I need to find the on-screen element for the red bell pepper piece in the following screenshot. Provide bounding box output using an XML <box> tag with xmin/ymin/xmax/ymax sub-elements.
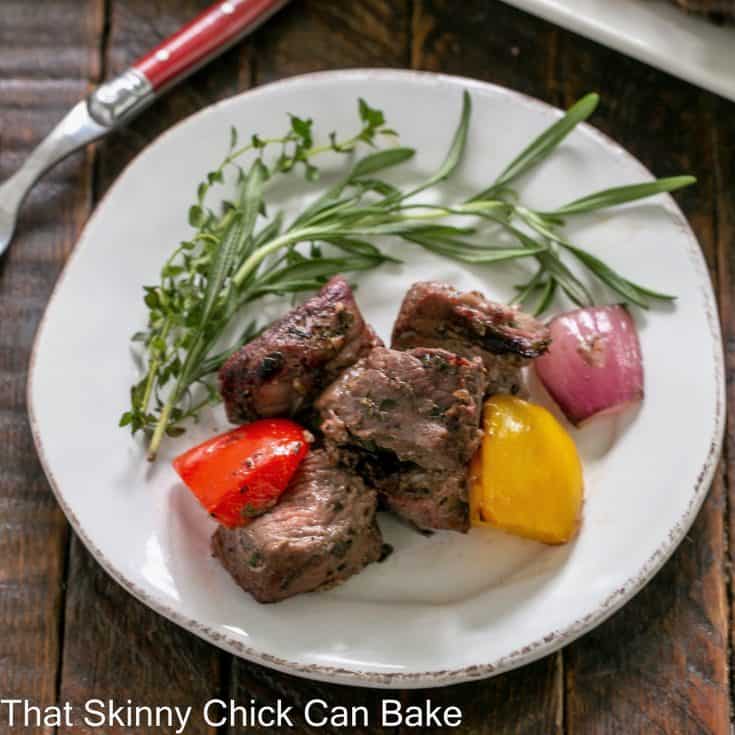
<box><xmin>173</xmin><ymin>418</ymin><xmax>309</xmax><ymax>528</ymax></box>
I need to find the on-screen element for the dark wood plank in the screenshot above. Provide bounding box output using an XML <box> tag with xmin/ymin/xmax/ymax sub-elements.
<box><xmin>0</xmin><ymin>1</ymin><xmax>103</xmax><ymax>726</ymax></box>
<box><xmin>228</xmin><ymin>655</ymin><xmax>563</xmax><ymax>735</ymax></box>
<box><xmin>57</xmin><ymin>540</ymin><xmax>223</xmax><ymax>735</ymax></box>
<box><xmin>409</xmin><ymin>2</ymin><xmax>565</xmax><ymax>732</ymax></box>
<box><xmin>411</xmin><ymin>0</ymin><xmax>562</xmax><ymax>98</ymax></box>
<box><xmin>96</xmin><ymin>0</ymin><xmax>254</xmax><ymax>198</ymax></box>
<box><xmin>224</xmin><ymin>2</ymin><xmax>421</xmax><ymax>732</ymax></box>
<box><xmin>714</xmin><ymin>86</ymin><xmax>735</xmax><ymax>735</ymax></box>
<box><xmin>551</xmin><ymin>28</ymin><xmax>731</xmax><ymax>735</ymax></box>
<box><xmin>55</xmin><ymin>3</ymin><xmax>256</xmax><ymax>732</ymax></box>
<box><xmin>0</xmin><ymin>2</ymin><xmax>102</xmax><ymax>81</ymax></box>
<box><xmin>15</xmin><ymin>3</ymin><xmax>729</xmax><ymax>733</ymax></box>
<box><xmin>566</xmin><ymin>475</ymin><xmax>729</xmax><ymax>735</ymax></box>
<box><xmin>253</xmin><ymin>0</ymin><xmax>411</xmax><ymax>82</ymax></box>
<box><xmin>225</xmin><ymin>4</ymin><xmax>563</xmax><ymax>735</ymax></box>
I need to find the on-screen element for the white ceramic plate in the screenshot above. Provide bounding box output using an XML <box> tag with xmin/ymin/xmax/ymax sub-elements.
<box><xmin>29</xmin><ymin>70</ymin><xmax>724</xmax><ymax>688</ymax></box>
<box><xmin>502</xmin><ymin>0</ymin><xmax>735</xmax><ymax>102</ymax></box>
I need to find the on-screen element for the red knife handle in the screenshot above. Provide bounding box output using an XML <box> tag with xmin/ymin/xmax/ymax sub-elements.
<box><xmin>132</xmin><ymin>0</ymin><xmax>289</xmax><ymax>91</ymax></box>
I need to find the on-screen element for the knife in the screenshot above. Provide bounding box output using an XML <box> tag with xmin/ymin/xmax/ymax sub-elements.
<box><xmin>0</xmin><ymin>0</ymin><xmax>290</xmax><ymax>258</ymax></box>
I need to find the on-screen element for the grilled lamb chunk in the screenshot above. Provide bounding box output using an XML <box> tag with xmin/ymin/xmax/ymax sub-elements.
<box><xmin>212</xmin><ymin>450</ymin><xmax>382</xmax><ymax>603</ymax></box>
<box><xmin>317</xmin><ymin>347</ymin><xmax>486</xmax><ymax>533</ymax></box>
<box><xmin>392</xmin><ymin>281</ymin><xmax>550</xmax><ymax>359</ymax></box>
<box><xmin>380</xmin><ymin>465</ymin><xmax>470</xmax><ymax>533</ymax></box>
<box><xmin>398</xmin><ymin>334</ymin><xmax>526</xmax><ymax>395</ymax></box>
<box><xmin>391</xmin><ymin>281</ymin><xmax>550</xmax><ymax>395</ymax></box>
<box><xmin>219</xmin><ymin>275</ymin><xmax>382</xmax><ymax>424</ymax></box>
<box><xmin>317</xmin><ymin>347</ymin><xmax>486</xmax><ymax>470</ymax></box>
<box><xmin>328</xmin><ymin>445</ymin><xmax>471</xmax><ymax>533</ymax></box>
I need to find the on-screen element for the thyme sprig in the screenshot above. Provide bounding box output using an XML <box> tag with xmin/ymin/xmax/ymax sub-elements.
<box><xmin>122</xmin><ymin>92</ymin><xmax>694</xmax><ymax>459</ymax></box>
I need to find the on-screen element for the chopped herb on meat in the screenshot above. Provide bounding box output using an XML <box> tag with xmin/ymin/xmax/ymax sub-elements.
<box><xmin>220</xmin><ymin>276</ymin><xmax>382</xmax><ymax>423</ymax></box>
<box><xmin>212</xmin><ymin>450</ymin><xmax>382</xmax><ymax>603</ymax></box>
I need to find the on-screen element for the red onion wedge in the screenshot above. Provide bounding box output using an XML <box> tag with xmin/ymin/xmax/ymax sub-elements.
<box><xmin>534</xmin><ymin>305</ymin><xmax>643</xmax><ymax>426</ymax></box>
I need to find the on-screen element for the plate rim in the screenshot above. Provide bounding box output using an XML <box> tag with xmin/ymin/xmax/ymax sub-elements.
<box><xmin>501</xmin><ymin>0</ymin><xmax>735</xmax><ymax>103</ymax></box>
<box><xmin>27</xmin><ymin>68</ymin><xmax>726</xmax><ymax>688</ymax></box>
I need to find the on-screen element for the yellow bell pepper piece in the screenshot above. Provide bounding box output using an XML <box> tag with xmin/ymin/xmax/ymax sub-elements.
<box><xmin>470</xmin><ymin>395</ymin><xmax>583</xmax><ymax>544</ymax></box>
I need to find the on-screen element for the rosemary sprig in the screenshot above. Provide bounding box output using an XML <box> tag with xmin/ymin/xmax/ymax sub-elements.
<box><xmin>122</xmin><ymin>92</ymin><xmax>695</xmax><ymax>459</ymax></box>
<box><xmin>469</xmin><ymin>93</ymin><xmax>600</xmax><ymax>202</ymax></box>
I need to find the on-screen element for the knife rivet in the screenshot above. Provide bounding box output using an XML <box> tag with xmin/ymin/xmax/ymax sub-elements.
<box><xmin>155</xmin><ymin>49</ymin><xmax>171</xmax><ymax>62</ymax></box>
<box><xmin>221</xmin><ymin>1</ymin><xmax>235</xmax><ymax>13</ymax></box>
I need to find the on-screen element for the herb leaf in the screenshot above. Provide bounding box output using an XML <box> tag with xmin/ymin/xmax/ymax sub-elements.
<box><xmin>403</xmin><ymin>231</ymin><xmax>544</xmax><ymax>264</ymax></box>
<box><xmin>407</xmin><ymin>90</ymin><xmax>471</xmax><ymax>196</ymax></box>
<box><xmin>350</xmin><ymin>147</ymin><xmax>415</xmax><ymax>180</ymax></box>
<box><xmin>473</xmin><ymin>93</ymin><xmax>599</xmax><ymax>201</ymax></box>
<box><xmin>125</xmin><ymin>90</ymin><xmax>693</xmax><ymax>459</ymax></box>
<box><xmin>544</xmin><ymin>176</ymin><xmax>696</xmax><ymax>216</ymax></box>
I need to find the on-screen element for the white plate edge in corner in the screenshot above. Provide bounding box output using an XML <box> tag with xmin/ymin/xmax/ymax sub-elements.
<box><xmin>501</xmin><ymin>0</ymin><xmax>735</xmax><ymax>102</ymax></box>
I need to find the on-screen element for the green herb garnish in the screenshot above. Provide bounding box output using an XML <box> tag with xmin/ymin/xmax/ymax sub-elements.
<box><xmin>121</xmin><ymin>92</ymin><xmax>694</xmax><ymax>459</ymax></box>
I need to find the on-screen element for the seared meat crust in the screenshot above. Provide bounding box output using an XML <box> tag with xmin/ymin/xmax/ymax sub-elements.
<box><xmin>317</xmin><ymin>347</ymin><xmax>486</xmax><ymax>469</ymax></box>
<box><xmin>391</xmin><ymin>281</ymin><xmax>550</xmax><ymax>394</ymax></box>
<box><xmin>317</xmin><ymin>347</ymin><xmax>487</xmax><ymax>532</ymax></box>
<box><xmin>212</xmin><ymin>450</ymin><xmax>382</xmax><ymax>603</ymax></box>
<box><xmin>219</xmin><ymin>276</ymin><xmax>381</xmax><ymax>424</ymax></box>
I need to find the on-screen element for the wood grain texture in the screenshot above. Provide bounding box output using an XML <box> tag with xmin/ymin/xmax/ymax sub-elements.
<box><xmin>253</xmin><ymin>0</ymin><xmax>411</xmax><ymax>83</ymax></box>
<box><xmin>228</xmin><ymin>4</ymin><xmax>564</xmax><ymax>735</ymax></box>
<box><xmin>57</xmin><ymin>540</ymin><xmax>223</xmax><ymax>735</ymax></box>
<box><xmin>412</xmin><ymin>2</ymin><xmax>565</xmax><ymax>732</ymax></box>
<box><xmin>223</xmin><ymin>4</ymin><xmax>431</xmax><ymax>731</ymax></box>
<box><xmin>96</xmin><ymin>0</ymin><xmax>254</xmax><ymax>199</ymax></box>
<box><xmin>0</xmin><ymin>1</ymin><xmax>103</xmax><ymax>728</ymax></box>
<box><xmin>411</xmin><ymin>0</ymin><xmax>561</xmax><ymax>99</ymax></box>
<box><xmin>0</xmin><ymin>2</ymin><xmax>732</xmax><ymax>733</ymax></box>
<box><xmin>554</xmin><ymin>31</ymin><xmax>732</xmax><ymax>735</ymax></box>
<box><xmin>54</xmin><ymin>3</ymin><xmax>255</xmax><ymax>733</ymax></box>
<box><xmin>228</xmin><ymin>655</ymin><xmax>563</xmax><ymax>735</ymax></box>
<box><xmin>0</xmin><ymin>1</ymin><xmax>102</xmax><ymax>81</ymax></box>
<box><xmin>714</xmin><ymin>87</ymin><xmax>735</xmax><ymax>735</ymax></box>
<box><xmin>565</xmin><ymin>473</ymin><xmax>730</xmax><ymax>734</ymax></box>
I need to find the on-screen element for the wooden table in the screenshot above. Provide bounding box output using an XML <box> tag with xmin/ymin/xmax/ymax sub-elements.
<box><xmin>1</xmin><ymin>1</ymin><xmax>733</xmax><ymax>732</ymax></box>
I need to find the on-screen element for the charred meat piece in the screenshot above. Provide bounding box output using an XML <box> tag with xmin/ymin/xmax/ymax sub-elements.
<box><xmin>219</xmin><ymin>276</ymin><xmax>382</xmax><ymax>424</ymax></box>
<box><xmin>212</xmin><ymin>449</ymin><xmax>382</xmax><ymax>603</ymax></box>
<box><xmin>330</xmin><ymin>444</ymin><xmax>471</xmax><ymax>533</ymax></box>
<box><xmin>317</xmin><ymin>347</ymin><xmax>486</xmax><ymax>470</ymax></box>
<box><xmin>380</xmin><ymin>465</ymin><xmax>470</xmax><ymax>534</ymax></box>
<box><xmin>397</xmin><ymin>334</ymin><xmax>526</xmax><ymax>395</ymax></box>
<box><xmin>317</xmin><ymin>347</ymin><xmax>486</xmax><ymax>533</ymax></box>
<box><xmin>392</xmin><ymin>281</ymin><xmax>550</xmax><ymax>358</ymax></box>
<box><xmin>391</xmin><ymin>281</ymin><xmax>550</xmax><ymax>394</ymax></box>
